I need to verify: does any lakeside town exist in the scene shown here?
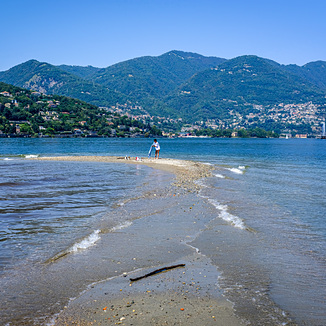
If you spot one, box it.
[105,101,326,138]
[1,88,326,139]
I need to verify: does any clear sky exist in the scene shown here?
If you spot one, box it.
[1,0,325,71]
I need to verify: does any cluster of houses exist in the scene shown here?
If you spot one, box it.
[2,89,325,138]
[177,102,326,138]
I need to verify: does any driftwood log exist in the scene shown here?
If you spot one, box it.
[130,264,186,282]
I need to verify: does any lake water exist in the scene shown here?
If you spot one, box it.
[0,138,325,325]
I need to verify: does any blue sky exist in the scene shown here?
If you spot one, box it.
[1,0,325,71]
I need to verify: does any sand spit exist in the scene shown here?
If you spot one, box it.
[33,156,213,192]
[30,156,246,326]
[54,253,246,326]
[55,293,244,326]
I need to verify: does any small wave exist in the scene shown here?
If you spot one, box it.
[24,154,39,158]
[3,158,14,161]
[208,199,246,229]
[226,167,244,175]
[111,221,132,231]
[214,173,225,179]
[47,230,101,263]
[70,229,101,252]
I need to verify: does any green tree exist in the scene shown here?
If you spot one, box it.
[238,129,249,138]
[150,125,162,136]
[222,129,233,138]
[45,127,55,135]
[20,123,32,134]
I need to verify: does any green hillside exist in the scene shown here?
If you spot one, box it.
[284,61,326,90]
[0,51,226,114]
[84,51,226,100]
[0,82,157,137]
[0,52,326,127]
[0,60,127,107]
[57,64,102,79]
[160,56,326,121]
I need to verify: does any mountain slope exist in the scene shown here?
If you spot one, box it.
[57,64,102,79]
[83,50,226,100]
[283,61,326,90]
[0,60,127,107]
[0,51,226,110]
[1,53,326,124]
[0,81,157,137]
[160,55,326,121]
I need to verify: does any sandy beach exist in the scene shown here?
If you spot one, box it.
[35,156,213,192]
[25,154,298,326]
[30,156,246,326]
[54,254,245,326]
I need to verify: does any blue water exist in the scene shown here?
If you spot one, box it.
[0,159,156,272]
[0,138,325,325]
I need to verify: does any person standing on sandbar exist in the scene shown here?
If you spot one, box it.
[152,139,160,159]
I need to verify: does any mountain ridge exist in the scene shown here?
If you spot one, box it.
[0,60,127,107]
[0,51,325,125]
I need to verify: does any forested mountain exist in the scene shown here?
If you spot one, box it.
[57,64,102,79]
[81,51,226,99]
[0,82,157,137]
[0,51,226,116]
[159,56,326,121]
[0,60,127,107]
[0,51,325,125]
[283,61,326,90]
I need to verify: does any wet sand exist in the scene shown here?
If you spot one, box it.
[34,156,212,192]
[55,264,245,326]
[31,156,246,325]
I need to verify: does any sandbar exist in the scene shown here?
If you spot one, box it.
[34,156,213,192]
[32,156,246,325]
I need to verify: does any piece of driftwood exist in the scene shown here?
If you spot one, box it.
[130,264,186,282]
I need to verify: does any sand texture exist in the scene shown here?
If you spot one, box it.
[34,156,213,192]
[31,155,247,326]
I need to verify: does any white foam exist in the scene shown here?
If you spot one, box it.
[186,243,201,254]
[3,158,13,161]
[214,173,225,179]
[208,199,246,229]
[70,229,101,252]
[226,167,244,175]
[111,221,132,231]
[24,154,39,158]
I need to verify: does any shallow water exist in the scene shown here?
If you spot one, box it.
[0,138,325,325]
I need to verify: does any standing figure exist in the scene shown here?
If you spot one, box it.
[152,139,160,159]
